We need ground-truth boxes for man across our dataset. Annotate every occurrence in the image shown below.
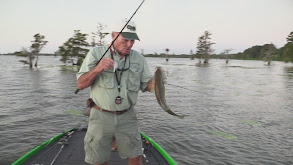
[76,20,153,165]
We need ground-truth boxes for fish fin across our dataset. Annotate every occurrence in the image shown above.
[150,88,155,93]
[177,115,185,119]
[150,77,155,93]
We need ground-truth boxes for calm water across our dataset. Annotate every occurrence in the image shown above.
[1,55,293,165]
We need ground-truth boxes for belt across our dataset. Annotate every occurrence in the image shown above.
[93,104,128,115]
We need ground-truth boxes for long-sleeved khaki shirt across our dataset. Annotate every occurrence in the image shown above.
[77,45,152,111]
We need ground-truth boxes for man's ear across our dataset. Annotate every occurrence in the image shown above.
[111,32,115,40]
[112,32,119,40]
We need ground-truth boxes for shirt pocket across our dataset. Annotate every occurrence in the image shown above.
[128,63,141,92]
[97,70,114,88]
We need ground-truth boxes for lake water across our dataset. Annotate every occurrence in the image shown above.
[0,55,293,165]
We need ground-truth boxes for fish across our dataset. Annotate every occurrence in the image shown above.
[153,67,184,119]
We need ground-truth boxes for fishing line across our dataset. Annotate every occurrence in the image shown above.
[167,83,200,93]
[49,131,74,165]
[31,139,60,164]
[75,0,145,94]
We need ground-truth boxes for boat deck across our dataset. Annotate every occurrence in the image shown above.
[23,128,168,165]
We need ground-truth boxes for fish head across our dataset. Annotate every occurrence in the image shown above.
[154,67,168,84]
[154,67,164,76]
[154,66,163,71]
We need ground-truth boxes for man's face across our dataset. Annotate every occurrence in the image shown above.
[112,32,135,56]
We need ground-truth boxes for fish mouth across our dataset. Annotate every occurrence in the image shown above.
[155,66,162,71]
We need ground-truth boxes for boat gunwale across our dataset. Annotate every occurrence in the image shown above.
[12,129,177,165]
[140,132,177,165]
[11,128,75,165]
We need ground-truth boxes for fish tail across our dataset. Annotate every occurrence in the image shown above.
[177,115,185,119]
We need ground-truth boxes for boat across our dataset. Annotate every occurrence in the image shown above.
[12,125,177,165]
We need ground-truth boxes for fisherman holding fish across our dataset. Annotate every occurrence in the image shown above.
[76,19,159,165]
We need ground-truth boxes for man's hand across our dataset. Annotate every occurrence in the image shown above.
[93,57,115,73]
[77,58,114,90]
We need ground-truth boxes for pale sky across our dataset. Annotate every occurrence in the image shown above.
[0,0,292,54]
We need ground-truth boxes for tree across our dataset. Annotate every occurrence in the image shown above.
[241,44,277,60]
[242,45,262,59]
[196,31,215,64]
[283,31,293,62]
[31,34,48,67]
[91,23,109,47]
[190,49,194,60]
[263,43,276,65]
[287,31,293,43]
[56,30,89,66]
[15,33,48,68]
[164,48,170,61]
[221,49,233,64]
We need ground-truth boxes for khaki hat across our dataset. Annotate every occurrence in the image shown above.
[112,19,140,41]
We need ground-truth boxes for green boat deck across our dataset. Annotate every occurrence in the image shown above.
[12,127,176,165]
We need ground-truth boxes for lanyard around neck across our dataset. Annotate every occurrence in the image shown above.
[110,47,128,93]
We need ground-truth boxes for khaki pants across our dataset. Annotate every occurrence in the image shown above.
[84,107,142,164]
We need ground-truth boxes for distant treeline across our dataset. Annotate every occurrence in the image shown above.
[146,31,293,63]
[2,53,55,56]
[217,43,285,61]
[143,43,288,61]
[0,46,287,62]
[0,43,289,62]
[2,29,293,65]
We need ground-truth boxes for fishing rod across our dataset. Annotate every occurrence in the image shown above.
[75,0,145,94]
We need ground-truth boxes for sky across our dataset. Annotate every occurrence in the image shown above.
[0,0,292,55]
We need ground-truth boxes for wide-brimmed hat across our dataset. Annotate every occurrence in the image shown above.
[112,19,140,41]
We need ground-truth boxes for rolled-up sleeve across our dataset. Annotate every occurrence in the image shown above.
[76,48,99,80]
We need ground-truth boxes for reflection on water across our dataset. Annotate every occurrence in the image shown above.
[0,55,293,165]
